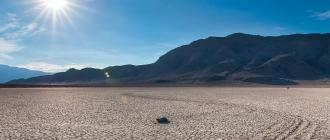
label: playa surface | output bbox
[0,87,330,139]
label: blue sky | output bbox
[0,0,330,72]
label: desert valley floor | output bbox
[1,87,330,139]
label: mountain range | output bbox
[8,33,330,85]
[0,64,48,83]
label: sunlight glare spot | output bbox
[43,0,68,10]
[105,72,110,78]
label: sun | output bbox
[34,0,73,34]
[28,0,88,36]
[31,0,78,31]
[43,0,68,10]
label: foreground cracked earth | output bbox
[0,87,330,139]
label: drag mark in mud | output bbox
[121,92,323,139]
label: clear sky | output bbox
[0,0,330,72]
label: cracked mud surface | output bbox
[0,87,330,139]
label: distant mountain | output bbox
[9,68,105,85]
[0,64,48,83]
[8,33,330,85]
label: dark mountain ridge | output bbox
[8,33,330,85]
[9,68,104,84]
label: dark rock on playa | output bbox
[156,117,170,124]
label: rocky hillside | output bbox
[9,33,330,85]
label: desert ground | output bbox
[0,87,330,139]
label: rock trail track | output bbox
[1,87,330,139]
[121,92,326,140]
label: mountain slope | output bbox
[0,64,48,83]
[8,33,330,85]
[9,68,104,84]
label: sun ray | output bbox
[20,0,91,47]
[59,8,76,29]
[29,0,82,32]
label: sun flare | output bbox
[43,0,68,10]
[31,0,81,33]
[28,0,88,37]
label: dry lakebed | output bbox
[1,87,330,139]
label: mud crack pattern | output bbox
[0,87,330,139]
